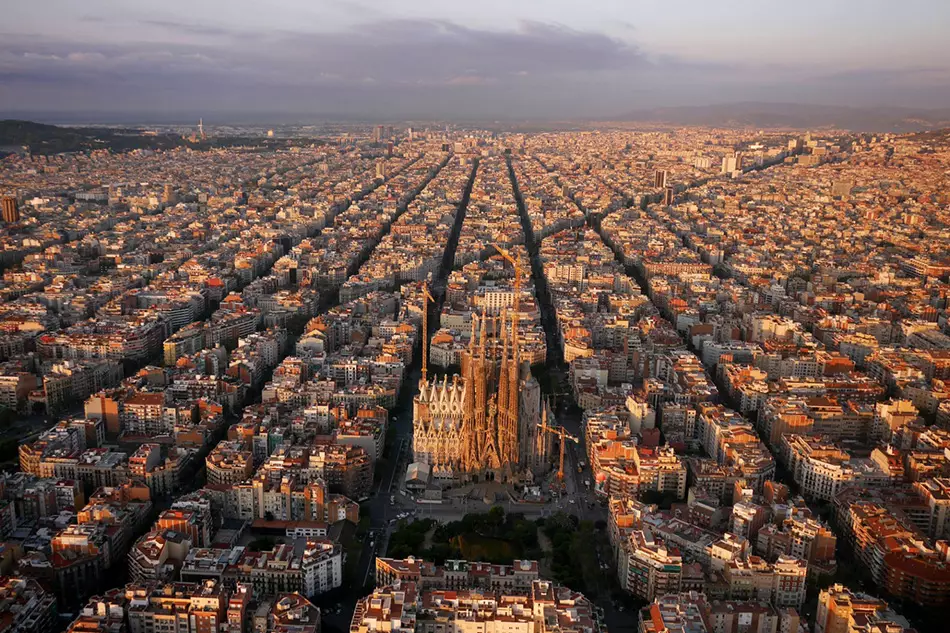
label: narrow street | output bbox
[319,158,480,633]
[324,147,824,633]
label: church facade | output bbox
[412,311,554,484]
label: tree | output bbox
[487,505,506,528]
[641,489,678,510]
[248,537,276,552]
[0,407,14,429]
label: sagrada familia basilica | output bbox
[412,310,555,485]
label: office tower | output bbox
[1,196,20,223]
[664,186,675,206]
[373,125,384,143]
[721,152,740,175]
[375,161,386,179]
[162,184,176,205]
[654,169,668,189]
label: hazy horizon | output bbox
[3,0,949,119]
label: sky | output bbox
[2,0,949,121]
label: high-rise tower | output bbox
[1,197,20,223]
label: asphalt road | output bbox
[342,363,419,596]
[328,155,622,631]
[0,411,75,469]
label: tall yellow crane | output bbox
[537,420,579,483]
[420,282,436,383]
[492,243,521,315]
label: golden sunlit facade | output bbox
[412,311,554,483]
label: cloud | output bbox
[242,19,647,88]
[66,52,107,63]
[0,19,645,88]
[21,52,62,61]
[138,19,242,38]
[447,74,496,86]
[1,17,948,118]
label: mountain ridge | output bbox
[611,102,950,132]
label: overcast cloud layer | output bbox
[2,0,949,120]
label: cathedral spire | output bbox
[513,311,520,366]
[507,307,520,467]
[478,310,487,355]
[493,316,505,356]
[497,310,510,459]
[469,313,477,355]
[500,311,508,361]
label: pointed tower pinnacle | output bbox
[469,313,478,355]
[500,311,508,360]
[507,307,520,467]
[478,311,487,355]
[493,316,501,360]
[513,307,521,367]
[497,311,510,458]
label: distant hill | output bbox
[0,119,299,155]
[0,119,98,145]
[612,103,950,132]
[909,127,950,145]
[0,119,185,154]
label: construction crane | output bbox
[537,420,579,483]
[492,243,522,314]
[420,283,436,383]
[492,243,523,368]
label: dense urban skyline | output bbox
[3,0,950,118]
[3,119,950,633]
[2,4,950,633]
